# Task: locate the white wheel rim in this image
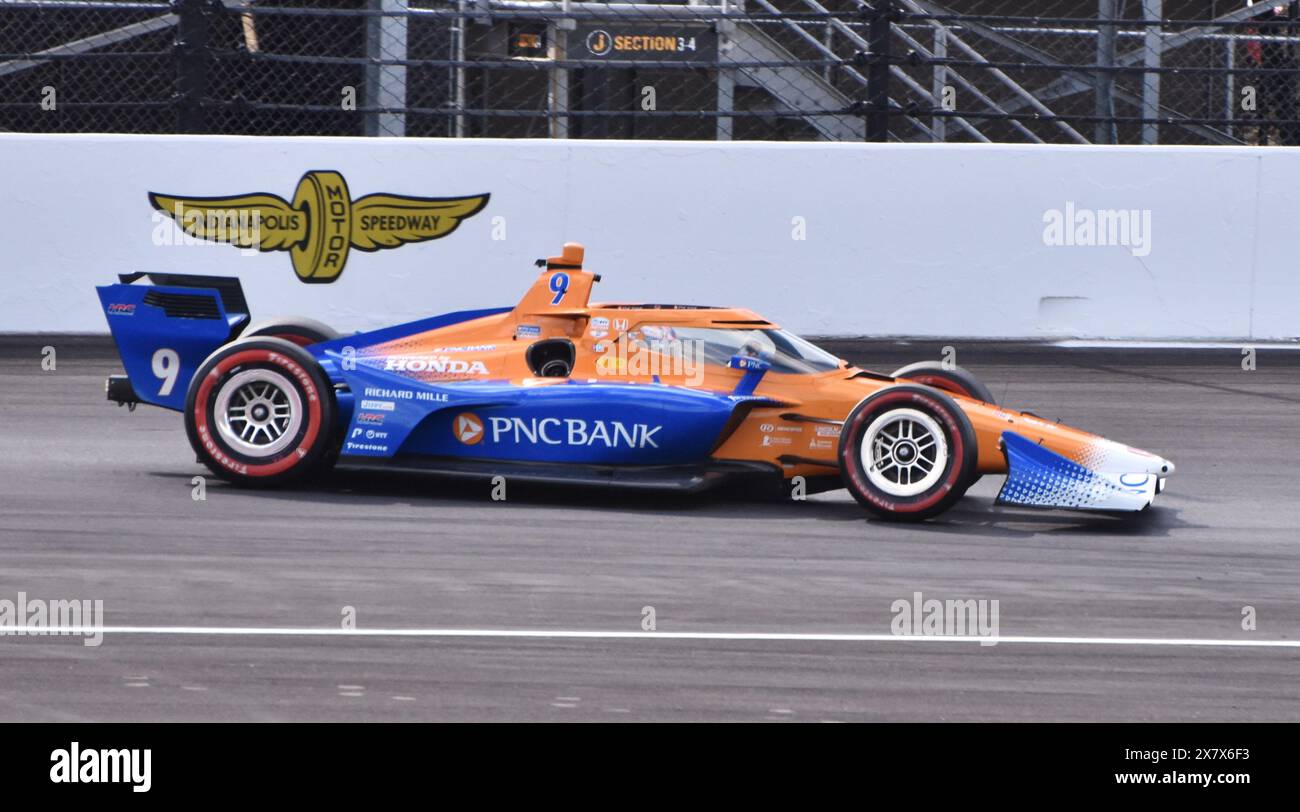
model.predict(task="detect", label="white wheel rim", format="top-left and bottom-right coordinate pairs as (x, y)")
top-left (860, 408), bottom-right (949, 497)
top-left (213, 369), bottom-right (303, 458)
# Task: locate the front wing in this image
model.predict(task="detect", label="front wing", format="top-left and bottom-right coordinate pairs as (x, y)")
top-left (997, 431), bottom-right (1163, 513)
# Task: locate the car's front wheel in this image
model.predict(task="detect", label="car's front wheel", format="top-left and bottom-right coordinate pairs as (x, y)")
top-left (839, 385), bottom-right (978, 521)
top-left (889, 360), bottom-right (996, 404)
top-left (184, 337), bottom-right (336, 486)
top-left (889, 360), bottom-right (995, 494)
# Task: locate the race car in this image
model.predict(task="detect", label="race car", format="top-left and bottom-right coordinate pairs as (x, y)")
top-left (96, 242), bottom-right (1174, 521)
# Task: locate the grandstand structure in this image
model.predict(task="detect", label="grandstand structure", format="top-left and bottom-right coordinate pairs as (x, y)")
top-left (0, 0), bottom-right (1294, 144)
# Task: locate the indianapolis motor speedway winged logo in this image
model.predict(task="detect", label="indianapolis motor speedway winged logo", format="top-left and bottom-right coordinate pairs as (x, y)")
top-left (148, 170), bottom-right (489, 283)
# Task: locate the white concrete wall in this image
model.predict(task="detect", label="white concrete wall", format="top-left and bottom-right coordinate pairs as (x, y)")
top-left (0, 133), bottom-right (1294, 339)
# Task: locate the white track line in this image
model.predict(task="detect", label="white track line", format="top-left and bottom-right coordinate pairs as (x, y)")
top-left (1052, 339), bottom-right (1300, 350)
top-left (2, 627), bottom-right (1298, 648)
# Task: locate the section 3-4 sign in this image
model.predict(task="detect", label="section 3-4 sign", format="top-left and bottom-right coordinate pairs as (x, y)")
top-left (575, 24), bottom-right (718, 63)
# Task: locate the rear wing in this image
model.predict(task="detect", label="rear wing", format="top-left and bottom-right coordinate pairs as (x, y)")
top-left (115, 272), bottom-right (250, 323)
top-left (97, 273), bottom-right (250, 411)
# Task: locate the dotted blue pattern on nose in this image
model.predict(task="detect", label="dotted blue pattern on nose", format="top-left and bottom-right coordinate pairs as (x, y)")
top-left (997, 431), bottom-right (1139, 511)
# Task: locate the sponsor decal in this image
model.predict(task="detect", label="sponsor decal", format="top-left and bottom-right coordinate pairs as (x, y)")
top-left (107, 303), bottom-right (135, 316)
top-left (454, 412), bottom-right (485, 445)
top-left (149, 170), bottom-right (489, 283)
top-left (429, 344), bottom-right (496, 353)
top-left (487, 416), bottom-right (662, 448)
top-left (808, 438), bottom-right (833, 450)
top-left (381, 355), bottom-right (489, 376)
top-left (359, 399), bottom-right (396, 412)
top-left (454, 412), bottom-right (665, 450)
top-left (589, 316), bottom-right (610, 338)
top-left (344, 441), bottom-right (389, 453)
top-left (612, 318), bottom-right (630, 332)
top-left (760, 423), bottom-right (803, 434)
top-left (815, 424), bottom-right (839, 437)
top-left (361, 386), bottom-right (449, 403)
top-left (356, 412), bottom-right (385, 426)
top-left (516, 324), bottom-right (541, 339)
top-left (761, 435), bottom-right (792, 447)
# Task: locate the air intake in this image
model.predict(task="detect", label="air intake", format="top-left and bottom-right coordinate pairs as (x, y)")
top-left (142, 291), bottom-right (222, 320)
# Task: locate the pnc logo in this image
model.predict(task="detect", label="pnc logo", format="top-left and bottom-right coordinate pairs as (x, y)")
top-left (489, 416), bottom-right (661, 448)
top-left (454, 412), bottom-right (484, 445)
top-left (149, 170), bottom-right (489, 283)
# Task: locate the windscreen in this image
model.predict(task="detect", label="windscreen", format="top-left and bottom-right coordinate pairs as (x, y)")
top-left (633, 326), bottom-right (843, 375)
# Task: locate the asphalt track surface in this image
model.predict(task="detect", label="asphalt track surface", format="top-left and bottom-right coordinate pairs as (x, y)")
top-left (2, 336), bottom-right (1299, 722)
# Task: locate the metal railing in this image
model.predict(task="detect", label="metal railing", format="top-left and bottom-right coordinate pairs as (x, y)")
top-left (1, 0), bottom-right (1298, 144)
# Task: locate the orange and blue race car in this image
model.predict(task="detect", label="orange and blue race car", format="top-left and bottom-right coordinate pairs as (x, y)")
top-left (97, 242), bottom-right (1174, 521)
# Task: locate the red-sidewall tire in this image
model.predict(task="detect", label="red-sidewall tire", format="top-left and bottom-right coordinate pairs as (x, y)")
top-left (184, 337), bottom-right (336, 487)
top-left (890, 361), bottom-right (996, 405)
top-left (890, 361), bottom-right (993, 494)
top-left (839, 385), bottom-right (979, 522)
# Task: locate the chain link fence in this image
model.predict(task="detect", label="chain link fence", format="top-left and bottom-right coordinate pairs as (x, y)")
top-left (2, 0), bottom-right (1298, 143)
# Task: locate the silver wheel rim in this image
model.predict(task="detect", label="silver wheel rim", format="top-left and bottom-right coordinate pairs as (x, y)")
top-left (860, 408), bottom-right (949, 497)
top-left (213, 369), bottom-right (303, 458)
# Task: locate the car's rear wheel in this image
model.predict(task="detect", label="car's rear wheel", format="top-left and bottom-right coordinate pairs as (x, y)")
top-left (241, 320), bottom-right (343, 476)
top-left (839, 385), bottom-right (978, 521)
top-left (243, 317), bottom-right (339, 347)
top-left (890, 360), bottom-right (996, 405)
top-left (184, 337), bottom-right (336, 486)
